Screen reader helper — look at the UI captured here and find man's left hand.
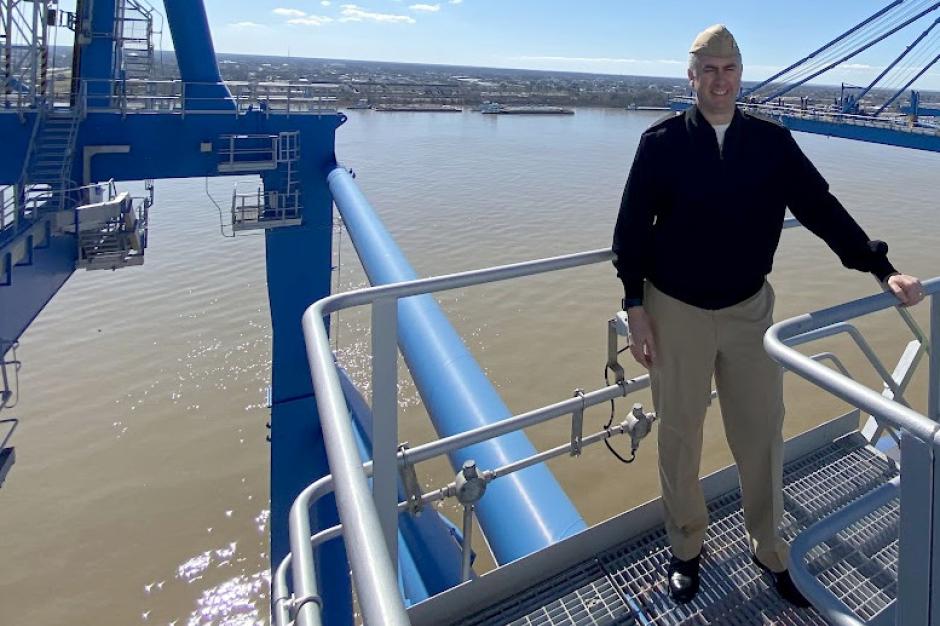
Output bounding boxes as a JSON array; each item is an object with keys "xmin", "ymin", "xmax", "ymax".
[{"xmin": 886, "ymin": 273, "xmax": 925, "ymax": 307}]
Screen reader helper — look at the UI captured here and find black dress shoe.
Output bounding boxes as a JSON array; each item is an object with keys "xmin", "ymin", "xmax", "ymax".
[
  {"xmin": 666, "ymin": 552, "xmax": 701, "ymax": 604},
  {"xmin": 751, "ymin": 553, "xmax": 811, "ymax": 608}
]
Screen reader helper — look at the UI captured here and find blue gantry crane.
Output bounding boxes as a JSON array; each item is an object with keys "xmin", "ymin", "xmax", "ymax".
[
  {"xmin": 1, "ymin": 2, "xmax": 587, "ymax": 623},
  {"xmin": 672, "ymin": 0, "xmax": 940, "ymax": 152},
  {"xmin": 1, "ymin": 0, "xmax": 359, "ymax": 619},
  {"xmin": 5, "ymin": 1, "xmax": 935, "ymax": 623}
]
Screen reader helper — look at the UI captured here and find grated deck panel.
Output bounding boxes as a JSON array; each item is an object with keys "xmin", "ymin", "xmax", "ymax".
[
  {"xmin": 457, "ymin": 438, "xmax": 898, "ymax": 626},
  {"xmin": 460, "ymin": 562, "xmax": 636, "ymax": 626}
]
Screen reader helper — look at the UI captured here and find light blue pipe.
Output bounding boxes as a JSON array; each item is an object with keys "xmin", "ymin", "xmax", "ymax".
[
  {"xmin": 327, "ymin": 166, "xmax": 586, "ymax": 564},
  {"xmin": 161, "ymin": 0, "xmax": 234, "ymax": 109}
]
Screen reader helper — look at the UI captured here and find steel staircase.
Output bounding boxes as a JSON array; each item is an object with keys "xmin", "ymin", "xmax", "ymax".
[
  {"xmin": 23, "ymin": 108, "xmax": 80, "ymax": 213},
  {"xmin": 116, "ymin": 0, "xmax": 159, "ymax": 80},
  {"xmin": 1, "ymin": 104, "xmax": 79, "ymax": 290}
]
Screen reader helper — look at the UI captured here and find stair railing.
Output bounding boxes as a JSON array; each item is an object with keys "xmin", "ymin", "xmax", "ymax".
[{"xmin": 767, "ymin": 278, "xmax": 940, "ymax": 626}]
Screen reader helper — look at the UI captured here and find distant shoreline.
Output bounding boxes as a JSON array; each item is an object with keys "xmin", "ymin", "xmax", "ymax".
[{"xmin": 44, "ymin": 45, "xmax": 940, "ymax": 96}]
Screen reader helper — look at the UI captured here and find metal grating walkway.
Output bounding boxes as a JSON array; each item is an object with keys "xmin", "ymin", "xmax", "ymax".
[{"xmin": 458, "ymin": 437, "xmax": 898, "ymax": 626}]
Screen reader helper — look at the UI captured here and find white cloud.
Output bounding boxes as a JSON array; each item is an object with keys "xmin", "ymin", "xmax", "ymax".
[
  {"xmin": 273, "ymin": 8, "xmax": 306, "ymax": 17},
  {"xmin": 450, "ymin": 0, "xmax": 463, "ymax": 4},
  {"xmin": 229, "ymin": 21, "xmax": 263, "ymax": 29},
  {"xmin": 839, "ymin": 63, "xmax": 875, "ymax": 70},
  {"xmin": 288, "ymin": 15, "xmax": 334, "ymax": 26},
  {"xmin": 321, "ymin": 0, "xmax": 331, "ymax": 4},
  {"xmin": 340, "ymin": 4, "xmax": 416, "ymax": 24},
  {"xmin": 410, "ymin": 3, "xmax": 440, "ymax": 11}
]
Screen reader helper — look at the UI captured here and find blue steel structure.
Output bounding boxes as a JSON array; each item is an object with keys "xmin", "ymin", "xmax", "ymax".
[
  {"xmin": 3, "ymin": 0, "xmax": 938, "ymax": 623},
  {"xmin": 1, "ymin": 0, "xmax": 353, "ymax": 621},
  {"xmin": 0, "ymin": 0, "xmax": 586, "ymax": 621}
]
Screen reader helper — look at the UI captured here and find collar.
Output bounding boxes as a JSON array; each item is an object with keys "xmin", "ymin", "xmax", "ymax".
[
  {"xmin": 685, "ymin": 104, "xmax": 744, "ymax": 152},
  {"xmin": 685, "ymin": 104, "xmax": 742, "ymax": 133}
]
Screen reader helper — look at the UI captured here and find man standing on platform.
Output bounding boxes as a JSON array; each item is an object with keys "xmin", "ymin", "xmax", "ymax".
[{"xmin": 612, "ymin": 24, "xmax": 924, "ymax": 607}]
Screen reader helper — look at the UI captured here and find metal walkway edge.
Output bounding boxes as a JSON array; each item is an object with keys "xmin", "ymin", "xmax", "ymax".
[{"xmin": 455, "ymin": 434, "xmax": 898, "ymax": 626}]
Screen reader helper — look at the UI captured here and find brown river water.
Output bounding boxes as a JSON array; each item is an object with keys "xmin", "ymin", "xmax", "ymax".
[{"xmin": 0, "ymin": 108, "xmax": 937, "ymax": 625}]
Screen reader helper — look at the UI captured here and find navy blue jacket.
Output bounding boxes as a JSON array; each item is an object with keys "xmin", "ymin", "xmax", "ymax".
[{"xmin": 612, "ymin": 105, "xmax": 896, "ymax": 310}]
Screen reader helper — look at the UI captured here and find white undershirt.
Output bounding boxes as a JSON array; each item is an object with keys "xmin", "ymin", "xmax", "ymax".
[{"xmin": 713, "ymin": 123, "xmax": 730, "ymax": 152}]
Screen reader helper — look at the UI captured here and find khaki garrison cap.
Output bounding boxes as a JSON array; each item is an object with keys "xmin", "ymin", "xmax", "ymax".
[{"xmin": 689, "ymin": 24, "xmax": 740, "ymax": 57}]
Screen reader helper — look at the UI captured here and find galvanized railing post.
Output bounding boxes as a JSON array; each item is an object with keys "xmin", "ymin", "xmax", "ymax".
[
  {"xmin": 30, "ymin": 0, "xmax": 38, "ymax": 106},
  {"xmin": 876, "ymin": 276, "xmax": 931, "ymax": 354},
  {"xmin": 13, "ymin": 183, "xmax": 22, "ymax": 229},
  {"xmin": 931, "ymin": 292, "xmax": 940, "ymax": 423},
  {"xmin": 930, "ymin": 293, "xmax": 940, "ymax": 624},
  {"xmin": 302, "ymin": 303, "xmax": 409, "ymax": 626},
  {"xmin": 371, "ymin": 296, "xmax": 399, "ymax": 570},
  {"xmin": 897, "ymin": 429, "xmax": 933, "ymax": 626}
]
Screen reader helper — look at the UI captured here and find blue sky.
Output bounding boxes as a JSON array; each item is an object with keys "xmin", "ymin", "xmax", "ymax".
[{"xmin": 165, "ymin": 2, "xmax": 940, "ymax": 88}]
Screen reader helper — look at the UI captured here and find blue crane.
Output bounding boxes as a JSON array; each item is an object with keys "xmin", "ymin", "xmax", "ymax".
[{"xmin": 0, "ymin": 2, "xmax": 586, "ymax": 622}]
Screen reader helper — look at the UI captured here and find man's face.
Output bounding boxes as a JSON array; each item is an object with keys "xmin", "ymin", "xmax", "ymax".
[{"xmin": 688, "ymin": 55, "xmax": 742, "ymax": 119}]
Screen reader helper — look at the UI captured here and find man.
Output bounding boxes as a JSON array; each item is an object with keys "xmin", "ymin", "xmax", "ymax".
[{"xmin": 612, "ymin": 24, "xmax": 924, "ymax": 607}]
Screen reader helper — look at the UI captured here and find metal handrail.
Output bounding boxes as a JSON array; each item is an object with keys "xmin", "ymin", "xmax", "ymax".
[
  {"xmin": 766, "ymin": 279, "xmax": 940, "ymax": 442},
  {"xmin": 299, "ymin": 248, "xmax": 615, "ymax": 626},
  {"xmin": 231, "ymin": 182, "xmax": 301, "ymax": 228},
  {"xmin": 0, "ymin": 186, "xmax": 16, "ymax": 232},
  {"xmin": 64, "ymin": 78, "xmax": 341, "ymax": 115},
  {"xmin": 276, "ymin": 400, "xmax": 646, "ymax": 626},
  {"xmin": 276, "ymin": 346, "xmax": 855, "ymax": 625},
  {"xmin": 295, "ymin": 236, "xmax": 891, "ymax": 624},
  {"xmin": 786, "ymin": 322, "xmax": 912, "ymax": 408},
  {"xmin": 766, "ymin": 277, "xmax": 940, "ymax": 625}
]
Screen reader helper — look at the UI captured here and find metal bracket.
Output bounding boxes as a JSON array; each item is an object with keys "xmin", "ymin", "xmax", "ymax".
[
  {"xmin": 291, "ymin": 593, "xmax": 323, "ymax": 619},
  {"xmin": 398, "ymin": 443, "xmax": 424, "ymax": 515},
  {"xmin": 570, "ymin": 389, "xmax": 585, "ymax": 457},
  {"xmin": 607, "ymin": 319, "xmax": 625, "ymax": 383}
]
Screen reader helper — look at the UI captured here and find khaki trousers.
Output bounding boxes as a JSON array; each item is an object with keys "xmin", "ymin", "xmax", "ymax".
[{"xmin": 646, "ymin": 281, "xmax": 789, "ymax": 572}]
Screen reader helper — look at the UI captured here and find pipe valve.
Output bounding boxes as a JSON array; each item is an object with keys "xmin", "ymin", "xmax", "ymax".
[
  {"xmin": 455, "ymin": 460, "xmax": 487, "ymax": 505},
  {"xmin": 625, "ymin": 403, "xmax": 657, "ymax": 454}
]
